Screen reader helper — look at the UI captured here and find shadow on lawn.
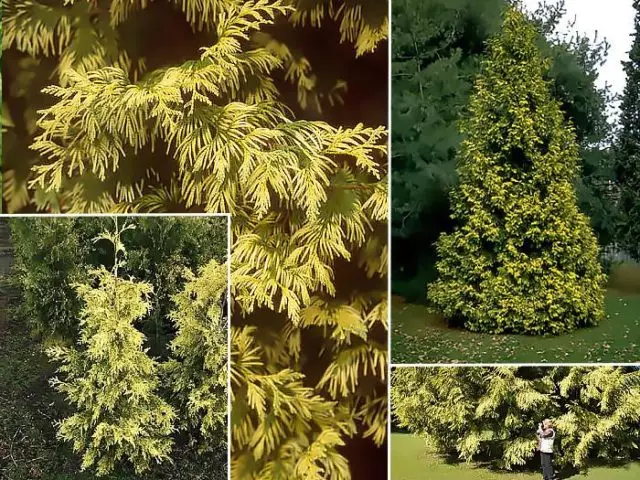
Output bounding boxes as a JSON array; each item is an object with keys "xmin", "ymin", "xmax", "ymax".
[
  {"xmin": 436, "ymin": 452, "xmax": 640, "ymax": 479},
  {"xmin": 409, "ymin": 261, "xmax": 640, "ymax": 334},
  {"xmin": 391, "ymin": 262, "xmax": 640, "ymax": 363}
]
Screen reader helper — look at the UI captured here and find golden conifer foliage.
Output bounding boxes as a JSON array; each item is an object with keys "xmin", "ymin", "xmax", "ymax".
[{"xmin": 47, "ymin": 223, "xmax": 177, "ymax": 476}]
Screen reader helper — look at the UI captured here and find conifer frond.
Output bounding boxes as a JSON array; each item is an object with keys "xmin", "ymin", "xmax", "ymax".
[
  {"xmin": 292, "ymin": 428, "xmax": 350, "ymax": 479},
  {"xmin": 30, "ymin": 56, "xmax": 385, "ymax": 222},
  {"xmin": 3, "ymin": 0, "xmax": 75, "ymax": 57},
  {"xmin": 290, "ymin": 0, "xmax": 388, "ymax": 56},
  {"xmin": 363, "ymin": 295, "xmax": 388, "ymax": 329},
  {"xmin": 166, "ymin": 259, "xmax": 229, "ymax": 452},
  {"xmin": 362, "ymin": 177, "xmax": 389, "ymax": 221},
  {"xmin": 212, "ymin": 0, "xmax": 290, "ymax": 44},
  {"xmin": 230, "ymin": 325, "xmax": 356, "ymax": 479},
  {"xmin": 2, "ymin": 168, "xmax": 31, "ymax": 212},
  {"xmin": 231, "ymin": 231, "xmax": 316, "ymax": 321},
  {"xmin": 501, "ymin": 436, "xmax": 538, "ymax": 469},
  {"xmin": 131, "ymin": 179, "xmax": 187, "ymax": 213},
  {"xmin": 358, "ymin": 234, "xmax": 388, "ymax": 278},
  {"xmin": 3, "ymin": 0, "xmax": 129, "ymax": 81},
  {"xmin": 317, "ymin": 341, "xmax": 386, "ymax": 398},
  {"xmin": 300, "ymin": 298, "xmax": 368, "ymax": 343},
  {"xmin": 356, "ymin": 394, "xmax": 387, "ymax": 446}
]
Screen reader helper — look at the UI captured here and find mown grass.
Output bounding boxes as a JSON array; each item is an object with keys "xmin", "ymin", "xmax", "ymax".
[
  {"xmin": 391, "ymin": 433, "xmax": 640, "ymax": 480},
  {"xmin": 391, "ymin": 263, "xmax": 640, "ymax": 364}
]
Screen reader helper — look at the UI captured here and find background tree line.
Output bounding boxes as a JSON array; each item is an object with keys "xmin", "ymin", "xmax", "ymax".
[{"xmin": 10, "ymin": 216, "xmax": 227, "ymax": 349}]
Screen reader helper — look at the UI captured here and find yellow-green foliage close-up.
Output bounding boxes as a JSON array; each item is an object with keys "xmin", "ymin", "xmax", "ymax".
[{"xmin": 2, "ymin": 0, "xmax": 389, "ymax": 478}]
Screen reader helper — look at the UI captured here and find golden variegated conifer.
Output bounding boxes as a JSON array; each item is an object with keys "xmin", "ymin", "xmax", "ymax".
[
  {"xmin": 166, "ymin": 258, "xmax": 229, "ymax": 454},
  {"xmin": 428, "ymin": 7, "xmax": 605, "ymax": 335},
  {"xmin": 392, "ymin": 366, "xmax": 640, "ymax": 471},
  {"xmin": 46, "ymin": 222, "xmax": 176, "ymax": 476}
]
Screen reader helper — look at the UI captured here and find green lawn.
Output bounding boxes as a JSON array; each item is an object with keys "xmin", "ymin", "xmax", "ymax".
[
  {"xmin": 392, "ymin": 264, "xmax": 640, "ymax": 364},
  {"xmin": 391, "ymin": 433, "xmax": 640, "ymax": 480}
]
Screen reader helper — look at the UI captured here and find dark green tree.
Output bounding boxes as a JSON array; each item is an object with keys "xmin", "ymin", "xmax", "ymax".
[
  {"xmin": 428, "ymin": 7, "xmax": 605, "ymax": 335},
  {"xmin": 9, "ymin": 216, "xmax": 228, "ymax": 347},
  {"xmin": 9, "ymin": 217, "xmax": 89, "ymax": 338},
  {"xmin": 391, "ymin": 0, "xmax": 504, "ymax": 299},
  {"xmin": 615, "ymin": 0, "xmax": 640, "ymax": 260},
  {"xmin": 116, "ymin": 216, "xmax": 228, "ymax": 353}
]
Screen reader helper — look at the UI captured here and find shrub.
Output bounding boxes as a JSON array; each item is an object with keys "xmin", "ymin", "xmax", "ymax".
[
  {"xmin": 47, "ymin": 227, "xmax": 176, "ymax": 476},
  {"xmin": 165, "ymin": 258, "xmax": 228, "ymax": 454},
  {"xmin": 391, "ymin": 366, "xmax": 640, "ymax": 470},
  {"xmin": 10, "ymin": 217, "xmax": 88, "ymax": 339}
]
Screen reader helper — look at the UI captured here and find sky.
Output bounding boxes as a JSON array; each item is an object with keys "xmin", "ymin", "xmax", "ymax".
[{"xmin": 522, "ymin": 0, "xmax": 636, "ymax": 117}]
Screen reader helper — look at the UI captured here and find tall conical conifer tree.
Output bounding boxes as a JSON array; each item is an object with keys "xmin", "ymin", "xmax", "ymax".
[
  {"xmin": 46, "ymin": 221, "xmax": 176, "ymax": 476},
  {"xmin": 166, "ymin": 258, "xmax": 228, "ymax": 453},
  {"xmin": 615, "ymin": 0, "xmax": 640, "ymax": 260},
  {"xmin": 428, "ymin": 7, "xmax": 605, "ymax": 335}
]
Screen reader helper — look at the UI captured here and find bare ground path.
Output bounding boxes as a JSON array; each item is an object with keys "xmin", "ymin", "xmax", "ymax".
[
  {"xmin": 0, "ymin": 220, "xmax": 62, "ymax": 480},
  {"xmin": 0, "ymin": 218, "xmax": 15, "ymax": 332}
]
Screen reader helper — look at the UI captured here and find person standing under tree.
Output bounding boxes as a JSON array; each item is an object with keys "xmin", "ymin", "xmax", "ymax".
[{"xmin": 537, "ymin": 419, "xmax": 556, "ymax": 480}]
